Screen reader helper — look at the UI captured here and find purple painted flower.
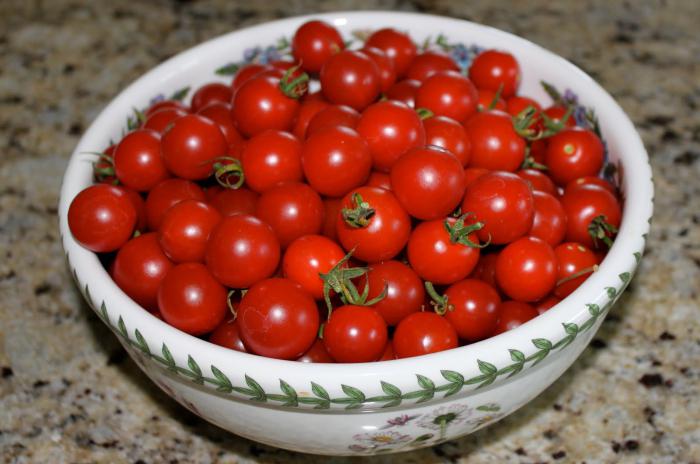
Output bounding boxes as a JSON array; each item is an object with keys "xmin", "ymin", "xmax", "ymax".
[
  {"xmin": 563, "ymin": 88, "xmax": 579, "ymax": 105},
  {"xmin": 381, "ymin": 414, "xmax": 418, "ymax": 429},
  {"xmin": 149, "ymin": 93, "xmax": 166, "ymax": 106},
  {"xmin": 243, "ymin": 46, "xmax": 261, "ymax": 62},
  {"xmin": 450, "ymin": 44, "xmax": 482, "ymax": 71}
]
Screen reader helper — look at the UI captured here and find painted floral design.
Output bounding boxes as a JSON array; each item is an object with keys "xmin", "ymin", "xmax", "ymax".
[
  {"xmin": 381, "ymin": 414, "xmax": 419, "ymax": 429},
  {"xmin": 353, "ymin": 431, "xmax": 412, "ymax": 447},
  {"xmin": 417, "ymin": 403, "xmax": 473, "ymax": 439}
]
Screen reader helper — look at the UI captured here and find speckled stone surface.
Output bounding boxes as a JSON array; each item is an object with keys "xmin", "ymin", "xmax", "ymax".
[{"xmin": 1, "ymin": 0, "xmax": 699, "ymax": 462}]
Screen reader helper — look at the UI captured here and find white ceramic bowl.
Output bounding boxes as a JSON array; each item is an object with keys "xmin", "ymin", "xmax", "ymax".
[{"xmin": 58, "ymin": 11, "xmax": 653, "ymax": 456}]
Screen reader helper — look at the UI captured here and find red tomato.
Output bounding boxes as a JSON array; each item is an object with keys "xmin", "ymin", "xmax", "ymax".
[
  {"xmin": 365, "ymin": 171, "xmax": 392, "ymax": 190},
  {"xmin": 191, "ymin": 82, "xmax": 233, "ymax": 113},
  {"xmin": 534, "ymin": 295, "xmax": 561, "ymax": 314},
  {"xmin": 461, "ymin": 171, "xmax": 534, "ymax": 244},
  {"xmin": 530, "ymin": 138, "xmax": 549, "ymax": 165},
  {"xmin": 283, "ymin": 235, "xmax": 345, "ymax": 300},
  {"xmin": 545, "ymin": 127, "xmax": 605, "ymax": 186},
  {"xmin": 554, "ymin": 242, "xmax": 598, "ymax": 298},
  {"xmin": 161, "ymin": 114, "xmax": 228, "ymax": 180},
  {"xmin": 468, "ymin": 50, "xmax": 521, "ymax": 98},
  {"xmin": 564, "ymin": 176, "xmax": 617, "ymax": 197},
  {"xmin": 476, "ymin": 88, "xmax": 507, "ymax": 112},
  {"xmin": 291, "ymin": 20, "xmax": 344, "ymax": 73},
  {"xmin": 237, "ymin": 278, "xmax": 319, "ymax": 360},
  {"xmin": 496, "ymin": 236, "xmax": 558, "ymax": 302},
  {"xmin": 158, "ymin": 200, "xmax": 221, "ymax": 263},
  {"xmin": 145, "ymin": 178, "xmax": 206, "ymax": 231},
  {"xmin": 393, "ymin": 312, "xmax": 458, "ymax": 358},
  {"xmin": 366, "ymin": 260, "xmax": 425, "ymax": 326},
  {"xmin": 423, "ymin": 115, "xmax": 471, "ymax": 167},
  {"xmin": 320, "ymin": 50, "xmax": 381, "ymax": 111},
  {"xmin": 494, "ymin": 301, "xmax": 538, "ymax": 334},
  {"xmin": 336, "ymin": 187, "xmax": 411, "ymax": 262},
  {"xmin": 365, "ymin": 28, "xmax": 417, "ymax": 77},
  {"xmin": 442, "ymin": 279, "xmax": 501, "ymax": 342},
  {"xmin": 157, "ymin": 262, "xmax": 227, "ymax": 335},
  {"xmin": 209, "ymin": 317, "xmax": 247, "ymax": 352},
  {"xmin": 112, "ymin": 232, "xmax": 173, "ymax": 312},
  {"xmin": 232, "ymin": 63, "xmax": 271, "ymax": 94},
  {"xmin": 208, "ymin": 187, "xmax": 259, "ymax": 217},
  {"xmin": 470, "ymin": 252, "xmax": 500, "ymax": 290},
  {"xmin": 197, "ymin": 102, "xmax": 245, "ymax": 149},
  {"xmin": 68, "ymin": 184, "xmax": 136, "ymax": 252},
  {"xmin": 407, "ymin": 216, "xmax": 482, "ymax": 285},
  {"xmin": 415, "ymin": 70, "xmax": 478, "ymax": 123},
  {"xmin": 406, "ymin": 51, "xmax": 459, "ymax": 82},
  {"xmin": 506, "ymin": 95, "xmax": 542, "ymax": 118},
  {"xmin": 145, "ymin": 99, "xmax": 188, "ymax": 117},
  {"xmin": 302, "ymin": 126, "xmax": 372, "ymax": 197},
  {"xmin": 297, "ymin": 338, "xmax": 334, "ymax": 363},
  {"xmin": 113, "ymin": 129, "xmax": 169, "ymax": 191},
  {"xmin": 379, "ymin": 342, "xmax": 396, "ymax": 361},
  {"xmin": 241, "ymin": 130, "xmax": 303, "ymax": 193},
  {"xmin": 305, "ymin": 104, "xmax": 360, "ymax": 137},
  {"xmin": 323, "ymin": 305, "xmax": 388, "ymax": 363},
  {"xmin": 292, "ymin": 98, "xmax": 329, "ymax": 139},
  {"xmin": 356, "ymin": 100, "xmax": 426, "ymax": 172},
  {"xmin": 517, "ymin": 168, "xmax": 557, "ymax": 196},
  {"xmin": 386, "ymin": 78, "xmax": 421, "ymax": 108},
  {"xmin": 542, "ymin": 105, "xmax": 576, "ymax": 128},
  {"xmin": 122, "ymin": 188, "xmax": 147, "ymax": 231},
  {"xmin": 143, "ymin": 107, "xmax": 188, "ymax": 133},
  {"xmin": 464, "ymin": 110, "xmax": 525, "ymax": 172},
  {"xmin": 530, "ymin": 191, "xmax": 567, "ymax": 246},
  {"xmin": 255, "ymin": 182, "xmax": 324, "ymax": 248},
  {"xmin": 560, "ymin": 184, "xmax": 621, "ymax": 249},
  {"xmin": 390, "ymin": 146, "xmax": 466, "ymax": 220},
  {"xmin": 361, "ymin": 46, "xmax": 397, "ymax": 92},
  {"xmin": 322, "ymin": 198, "xmax": 342, "ymax": 241},
  {"xmin": 463, "ymin": 167, "xmax": 489, "ymax": 187},
  {"xmin": 205, "ymin": 214, "xmax": 280, "ymax": 288}
]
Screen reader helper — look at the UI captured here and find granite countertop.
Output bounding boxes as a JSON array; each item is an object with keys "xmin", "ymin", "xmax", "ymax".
[{"xmin": 1, "ymin": 0, "xmax": 699, "ymax": 462}]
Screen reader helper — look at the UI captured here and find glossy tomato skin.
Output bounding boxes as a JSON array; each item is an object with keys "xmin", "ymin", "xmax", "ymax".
[
  {"xmin": 463, "ymin": 167, "xmax": 489, "ymax": 188},
  {"xmin": 365, "ymin": 171, "xmax": 392, "ymax": 191},
  {"xmin": 461, "ymin": 171, "xmax": 535, "ymax": 244},
  {"xmin": 297, "ymin": 338, "xmax": 334, "ymax": 363},
  {"xmin": 543, "ymin": 105, "xmax": 576, "ymax": 129},
  {"xmin": 423, "ymin": 115, "xmax": 471, "ymax": 167},
  {"xmin": 114, "ymin": 129, "xmax": 169, "ymax": 191},
  {"xmin": 386, "ymin": 79, "xmax": 421, "ymax": 108},
  {"xmin": 292, "ymin": 98, "xmax": 329, "ymax": 139},
  {"xmin": 443, "ymin": 279, "xmax": 501, "ymax": 342},
  {"xmin": 406, "ymin": 51, "xmax": 459, "ymax": 82},
  {"xmin": 323, "ymin": 305, "xmax": 388, "ymax": 363},
  {"xmin": 366, "ymin": 260, "xmax": 425, "ymax": 326},
  {"xmin": 291, "ymin": 20, "xmax": 344, "ymax": 73},
  {"xmin": 564, "ymin": 176, "xmax": 617, "ymax": 197},
  {"xmin": 145, "ymin": 178, "xmax": 206, "ymax": 231},
  {"xmin": 534, "ymin": 295, "xmax": 561, "ymax": 314},
  {"xmin": 322, "ymin": 198, "xmax": 342, "ymax": 241},
  {"xmin": 205, "ymin": 214, "xmax": 280, "ymax": 288},
  {"xmin": 302, "ymin": 126, "xmax": 372, "ymax": 197},
  {"xmin": 494, "ymin": 300, "xmax": 538, "ymax": 334},
  {"xmin": 191, "ymin": 82, "xmax": 233, "ymax": 113},
  {"xmin": 336, "ymin": 187, "xmax": 411, "ymax": 262},
  {"xmin": 232, "ymin": 75, "xmax": 302, "ymax": 137},
  {"xmin": 496, "ymin": 236, "xmax": 558, "ymax": 302},
  {"xmin": 161, "ymin": 114, "xmax": 228, "ymax": 180},
  {"xmin": 560, "ymin": 184, "xmax": 621, "ymax": 249},
  {"xmin": 470, "ymin": 252, "xmax": 500, "ymax": 290},
  {"xmin": 476, "ymin": 88, "xmax": 507, "ymax": 112},
  {"xmin": 415, "ymin": 71, "xmax": 478, "ymax": 123},
  {"xmin": 356, "ymin": 100, "xmax": 426, "ymax": 172},
  {"xmin": 554, "ymin": 242, "xmax": 598, "ymax": 298},
  {"xmin": 232, "ymin": 63, "xmax": 271, "ymax": 94},
  {"xmin": 464, "ymin": 110, "xmax": 525, "ymax": 172},
  {"xmin": 143, "ymin": 107, "xmax": 188, "ymax": 133},
  {"xmin": 379, "ymin": 343, "xmax": 396, "ymax": 361},
  {"xmin": 255, "ymin": 182, "xmax": 324, "ymax": 248},
  {"xmin": 197, "ymin": 102, "xmax": 245, "ymax": 149},
  {"xmin": 145, "ymin": 99, "xmax": 188, "ymax": 117},
  {"xmin": 545, "ymin": 127, "xmax": 605, "ymax": 186},
  {"xmin": 158, "ymin": 200, "xmax": 222, "ymax": 263},
  {"xmin": 122, "ymin": 188, "xmax": 147, "ymax": 231},
  {"xmin": 68, "ymin": 184, "xmax": 137, "ymax": 252},
  {"xmin": 208, "ymin": 187, "xmax": 259, "ymax": 217},
  {"xmin": 283, "ymin": 235, "xmax": 345, "ymax": 300},
  {"xmin": 237, "ymin": 278, "xmax": 319, "ymax": 360},
  {"xmin": 157, "ymin": 262, "xmax": 227, "ymax": 335},
  {"xmin": 241, "ymin": 130, "xmax": 303, "ymax": 193},
  {"xmin": 390, "ymin": 146, "xmax": 466, "ymax": 220},
  {"xmin": 112, "ymin": 233, "xmax": 173, "ymax": 312},
  {"xmin": 393, "ymin": 312, "xmax": 458, "ymax": 359},
  {"xmin": 530, "ymin": 191, "xmax": 567, "ymax": 246},
  {"xmin": 320, "ymin": 50, "xmax": 381, "ymax": 111},
  {"xmin": 365, "ymin": 28, "xmax": 417, "ymax": 77},
  {"xmin": 517, "ymin": 168, "xmax": 557, "ymax": 196},
  {"xmin": 305, "ymin": 104, "xmax": 360, "ymax": 137},
  {"xmin": 468, "ymin": 50, "xmax": 521, "ymax": 98},
  {"xmin": 361, "ymin": 47, "xmax": 396, "ymax": 93},
  {"xmin": 209, "ymin": 317, "xmax": 248, "ymax": 352}
]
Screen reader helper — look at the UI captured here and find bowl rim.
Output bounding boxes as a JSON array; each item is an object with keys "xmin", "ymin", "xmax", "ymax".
[{"xmin": 58, "ymin": 10, "xmax": 653, "ymax": 412}]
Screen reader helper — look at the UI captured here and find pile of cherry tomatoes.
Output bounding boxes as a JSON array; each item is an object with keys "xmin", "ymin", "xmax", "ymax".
[{"xmin": 68, "ymin": 20, "xmax": 622, "ymax": 363}]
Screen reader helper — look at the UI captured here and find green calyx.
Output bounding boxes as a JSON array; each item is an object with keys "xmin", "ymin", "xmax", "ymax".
[
  {"xmin": 444, "ymin": 213, "xmax": 488, "ymax": 248},
  {"xmin": 279, "ymin": 64, "xmax": 310, "ymax": 99},
  {"xmin": 588, "ymin": 215, "xmax": 619, "ymax": 249},
  {"xmin": 424, "ymin": 282, "xmax": 453, "ymax": 316},
  {"xmin": 341, "ymin": 193, "xmax": 375, "ymax": 228},
  {"xmin": 319, "ymin": 250, "xmax": 386, "ymax": 317},
  {"xmin": 512, "ymin": 105, "xmax": 573, "ymax": 141},
  {"xmin": 212, "ymin": 157, "xmax": 245, "ymax": 189}
]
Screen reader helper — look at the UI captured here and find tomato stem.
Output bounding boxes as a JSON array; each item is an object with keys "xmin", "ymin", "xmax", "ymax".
[
  {"xmin": 226, "ymin": 290, "xmax": 238, "ymax": 319},
  {"xmin": 443, "ymin": 213, "xmax": 487, "ymax": 248},
  {"xmin": 556, "ymin": 264, "xmax": 599, "ymax": 287},
  {"xmin": 424, "ymin": 281, "xmax": 453, "ymax": 316},
  {"xmin": 588, "ymin": 215, "xmax": 618, "ymax": 249},
  {"xmin": 279, "ymin": 64, "xmax": 309, "ymax": 99},
  {"xmin": 487, "ymin": 84, "xmax": 504, "ymax": 111},
  {"xmin": 416, "ymin": 107, "xmax": 434, "ymax": 120},
  {"xmin": 341, "ymin": 193, "xmax": 375, "ymax": 228},
  {"xmin": 212, "ymin": 157, "xmax": 245, "ymax": 189}
]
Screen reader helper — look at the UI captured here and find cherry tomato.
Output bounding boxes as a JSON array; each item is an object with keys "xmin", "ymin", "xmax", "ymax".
[
  {"xmin": 461, "ymin": 171, "xmax": 534, "ymax": 244},
  {"xmin": 320, "ymin": 50, "xmax": 381, "ymax": 111},
  {"xmin": 297, "ymin": 338, "xmax": 334, "ymax": 363},
  {"xmin": 292, "ymin": 98, "xmax": 329, "ymax": 139},
  {"xmin": 366, "ymin": 260, "xmax": 425, "ymax": 326},
  {"xmin": 442, "ymin": 279, "xmax": 501, "ymax": 342},
  {"xmin": 157, "ymin": 262, "xmax": 227, "ymax": 335},
  {"xmin": 554, "ymin": 242, "xmax": 598, "ymax": 298},
  {"xmin": 530, "ymin": 191, "xmax": 567, "ymax": 246},
  {"xmin": 517, "ymin": 168, "xmax": 557, "ymax": 196},
  {"xmin": 197, "ymin": 102, "xmax": 245, "ymax": 149},
  {"xmin": 237, "ymin": 278, "xmax": 319, "ymax": 360},
  {"xmin": 336, "ymin": 187, "xmax": 411, "ymax": 262},
  {"xmin": 393, "ymin": 312, "xmax": 458, "ymax": 359},
  {"xmin": 143, "ymin": 107, "xmax": 188, "ymax": 133},
  {"xmin": 322, "ymin": 198, "xmax": 342, "ymax": 241},
  {"xmin": 305, "ymin": 104, "xmax": 360, "ymax": 137},
  {"xmin": 323, "ymin": 305, "xmax": 388, "ymax": 363},
  {"xmin": 208, "ymin": 187, "xmax": 259, "ymax": 217},
  {"xmin": 564, "ymin": 176, "xmax": 617, "ymax": 197},
  {"xmin": 158, "ymin": 200, "xmax": 221, "ymax": 263},
  {"xmin": 209, "ymin": 317, "xmax": 247, "ymax": 352},
  {"xmin": 390, "ymin": 146, "xmax": 466, "ymax": 220},
  {"xmin": 232, "ymin": 63, "xmax": 271, "ymax": 94},
  {"xmin": 161, "ymin": 114, "xmax": 228, "ymax": 180},
  {"xmin": 68, "ymin": 184, "xmax": 136, "ymax": 252},
  {"xmin": 415, "ymin": 70, "xmax": 478, "ymax": 123},
  {"xmin": 256, "ymin": 182, "xmax": 324, "ymax": 248},
  {"xmin": 386, "ymin": 78, "xmax": 421, "ymax": 108},
  {"xmin": 494, "ymin": 301, "xmax": 538, "ymax": 334},
  {"xmin": 406, "ymin": 50, "xmax": 459, "ymax": 82},
  {"xmin": 205, "ymin": 214, "xmax": 280, "ymax": 288},
  {"xmin": 530, "ymin": 138, "xmax": 549, "ymax": 165},
  {"xmin": 560, "ymin": 184, "xmax": 621, "ymax": 249},
  {"xmin": 145, "ymin": 99, "xmax": 188, "ymax": 117},
  {"xmin": 113, "ymin": 129, "xmax": 169, "ymax": 191},
  {"xmin": 476, "ymin": 88, "xmax": 507, "ymax": 112},
  {"xmin": 545, "ymin": 127, "xmax": 605, "ymax": 186},
  {"xmin": 112, "ymin": 232, "xmax": 173, "ymax": 312},
  {"xmin": 534, "ymin": 295, "xmax": 561, "ymax": 314},
  {"xmin": 542, "ymin": 105, "xmax": 576, "ymax": 129},
  {"xmin": 464, "ymin": 110, "xmax": 525, "ymax": 172},
  {"xmin": 356, "ymin": 100, "xmax": 425, "ymax": 172},
  {"xmin": 468, "ymin": 50, "xmax": 521, "ymax": 98},
  {"xmin": 365, "ymin": 28, "xmax": 416, "ymax": 77},
  {"xmin": 496, "ymin": 236, "xmax": 557, "ymax": 302},
  {"xmin": 145, "ymin": 178, "xmax": 206, "ymax": 231},
  {"xmin": 122, "ymin": 188, "xmax": 147, "ymax": 231},
  {"xmin": 291, "ymin": 20, "xmax": 344, "ymax": 73},
  {"xmin": 241, "ymin": 130, "xmax": 303, "ymax": 193},
  {"xmin": 365, "ymin": 171, "xmax": 392, "ymax": 190},
  {"xmin": 191, "ymin": 82, "xmax": 233, "ymax": 113},
  {"xmin": 361, "ymin": 46, "xmax": 397, "ymax": 92},
  {"xmin": 379, "ymin": 342, "xmax": 396, "ymax": 361},
  {"xmin": 302, "ymin": 126, "xmax": 372, "ymax": 197},
  {"xmin": 506, "ymin": 95, "xmax": 542, "ymax": 120},
  {"xmin": 463, "ymin": 167, "xmax": 489, "ymax": 187},
  {"xmin": 423, "ymin": 115, "xmax": 471, "ymax": 167},
  {"xmin": 407, "ymin": 216, "xmax": 482, "ymax": 285},
  {"xmin": 283, "ymin": 235, "xmax": 345, "ymax": 300},
  {"xmin": 470, "ymin": 252, "xmax": 500, "ymax": 290}
]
